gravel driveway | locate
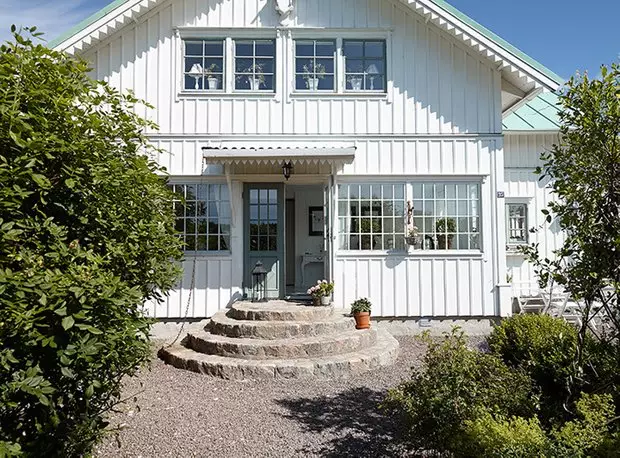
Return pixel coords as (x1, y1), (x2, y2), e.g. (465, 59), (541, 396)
(93, 336), (427, 458)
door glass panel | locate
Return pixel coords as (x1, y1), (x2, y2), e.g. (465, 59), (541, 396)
(249, 187), (278, 252)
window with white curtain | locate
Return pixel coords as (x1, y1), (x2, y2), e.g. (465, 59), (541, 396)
(506, 203), (528, 245)
(170, 184), (231, 252)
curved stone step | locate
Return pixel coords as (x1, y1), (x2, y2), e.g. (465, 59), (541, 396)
(185, 328), (377, 360)
(159, 329), (399, 380)
(208, 311), (354, 340)
(228, 301), (334, 322)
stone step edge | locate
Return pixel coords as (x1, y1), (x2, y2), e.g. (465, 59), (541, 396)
(184, 328), (378, 360)
(158, 329), (399, 380)
(207, 311), (355, 339)
(228, 302), (335, 322)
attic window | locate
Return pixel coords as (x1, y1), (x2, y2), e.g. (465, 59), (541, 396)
(343, 40), (386, 92)
(183, 40), (225, 91)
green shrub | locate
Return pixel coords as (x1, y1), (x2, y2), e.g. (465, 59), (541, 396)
(383, 329), (536, 455)
(463, 412), (550, 457)
(487, 314), (578, 420)
(463, 394), (617, 458)
(0, 28), (182, 455)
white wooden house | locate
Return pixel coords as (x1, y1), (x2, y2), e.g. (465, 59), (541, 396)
(51, 0), (563, 319)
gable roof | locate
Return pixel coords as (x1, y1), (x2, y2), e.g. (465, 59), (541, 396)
(503, 92), (561, 131)
(50, 0), (564, 128)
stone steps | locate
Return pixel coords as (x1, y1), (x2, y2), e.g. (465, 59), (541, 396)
(208, 311), (354, 340)
(158, 329), (399, 380)
(184, 328), (377, 360)
(228, 301), (334, 322)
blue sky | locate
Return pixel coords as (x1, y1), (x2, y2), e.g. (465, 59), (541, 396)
(0, 0), (617, 79)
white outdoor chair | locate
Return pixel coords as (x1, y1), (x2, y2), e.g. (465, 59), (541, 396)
(513, 281), (546, 314)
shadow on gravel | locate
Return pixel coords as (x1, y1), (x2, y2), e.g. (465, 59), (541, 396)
(276, 387), (410, 457)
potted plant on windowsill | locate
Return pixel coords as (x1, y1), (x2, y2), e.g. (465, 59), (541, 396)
(302, 62), (326, 91)
(242, 63), (265, 91)
(436, 217), (456, 250)
(204, 63), (220, 90)
(307, 280), (334, 306)
(347, 74), (363, 91)
(405, 225), (420, 247)
(351, 298), (372, 329)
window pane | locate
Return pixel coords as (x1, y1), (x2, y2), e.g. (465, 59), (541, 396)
(294, 40), (336, 91)
(234, 40), (276, 92)
(344, 40), (386, 92)
(172, 184), (231, 252)
(184, 40), (224, 91)
(296, 41), (314, 56)
(185, 42), (203, 56)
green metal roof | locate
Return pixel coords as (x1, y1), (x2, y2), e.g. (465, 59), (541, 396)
(502, 92), (562, 131)
(48, 0), (129, 49)
(429, 0), (563, 85)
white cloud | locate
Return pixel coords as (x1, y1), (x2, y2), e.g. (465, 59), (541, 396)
(0, 0), (104, 44)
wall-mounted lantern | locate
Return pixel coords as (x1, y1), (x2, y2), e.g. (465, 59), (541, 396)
(282, 161), (293, 181)
(251, 261), (268, 302)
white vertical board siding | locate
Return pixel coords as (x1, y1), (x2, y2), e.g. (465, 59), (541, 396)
(333, 256), (493, 317)
(83, 0), (501, 137)
(504, 134), (564, 293)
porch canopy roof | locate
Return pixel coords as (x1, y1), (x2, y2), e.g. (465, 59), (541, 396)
(202, 146), (356, 166)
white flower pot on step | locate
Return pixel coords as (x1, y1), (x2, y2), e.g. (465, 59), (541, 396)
(321, 296), (331, 306)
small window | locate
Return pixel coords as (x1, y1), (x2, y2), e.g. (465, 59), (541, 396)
(183, 40), (225, 91)
(294, 40), (336, 91)
(343, 40), (386, 91)
(506, 203), (528, 245)
(411, 183), (481, 251)
(234, 39), (276, 91)
(338, 184), (406, 251)
(170, 184), (231, 252)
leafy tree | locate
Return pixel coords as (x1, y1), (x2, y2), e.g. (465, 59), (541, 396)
(522, 63), (620, 403)
(0, 27), (182, 456)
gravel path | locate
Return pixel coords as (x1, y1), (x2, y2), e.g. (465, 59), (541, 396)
(93, 337), (429, 458)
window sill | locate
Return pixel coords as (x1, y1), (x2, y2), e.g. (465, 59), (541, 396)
(178, 91), (276, 99)
(506, 246), (527, 257)
(183, 251), (232, 258)
(290, 91), (388, 99)
(336, 250), (484, 258)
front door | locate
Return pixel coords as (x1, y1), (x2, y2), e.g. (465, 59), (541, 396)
(244, 184), (285, 299)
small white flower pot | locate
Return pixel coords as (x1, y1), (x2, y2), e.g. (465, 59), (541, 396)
(306, 77), (319, 91)
(207, 77), (219, 90)
(321, 296), (331, 306)
(349, 77), (362, 91)
(248, 77), (262, 91)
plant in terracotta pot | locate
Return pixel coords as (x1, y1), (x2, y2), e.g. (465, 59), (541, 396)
(351, 298), (372, 329)
(307, 280), (334, 306)
(436, 217), (456, 250)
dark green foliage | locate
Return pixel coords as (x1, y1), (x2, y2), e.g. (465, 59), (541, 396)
(350, 298), (372, 314)
(383, 330), (536, 455)
(487, 314), (578, 421)
(0, 28), (183, 456)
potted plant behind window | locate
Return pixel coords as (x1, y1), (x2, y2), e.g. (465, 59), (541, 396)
(436, 217), (456, 249)
(302, 62), (326, 91)
(351, 298), (372, 329)
(346, 62), (364, 91)
(307, 280), (334, 306)
(204, 63), (220, 90)
(242, 63), (265, 91)
(405, 225), (420, 247)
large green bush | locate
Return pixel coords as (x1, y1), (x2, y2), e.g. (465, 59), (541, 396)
(0, 28), (182, 456)
(487, 314), (578, 420)
(383, 330), (536, 455)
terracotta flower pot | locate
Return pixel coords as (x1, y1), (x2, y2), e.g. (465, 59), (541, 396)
(354, 312), (371, 329)
(312, 296), (321, 306)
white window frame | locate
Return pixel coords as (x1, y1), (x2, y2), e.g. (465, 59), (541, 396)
(175, 28), (277, 98)
(233, 38), (277, 93)
(293, 39), (337, 92)
(170, 182), (232, 254)
(335, 179), (484, 254)
(506, 201), (530, 249)
(182, 39), (226, 92)
(288, 29), (392, 100)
